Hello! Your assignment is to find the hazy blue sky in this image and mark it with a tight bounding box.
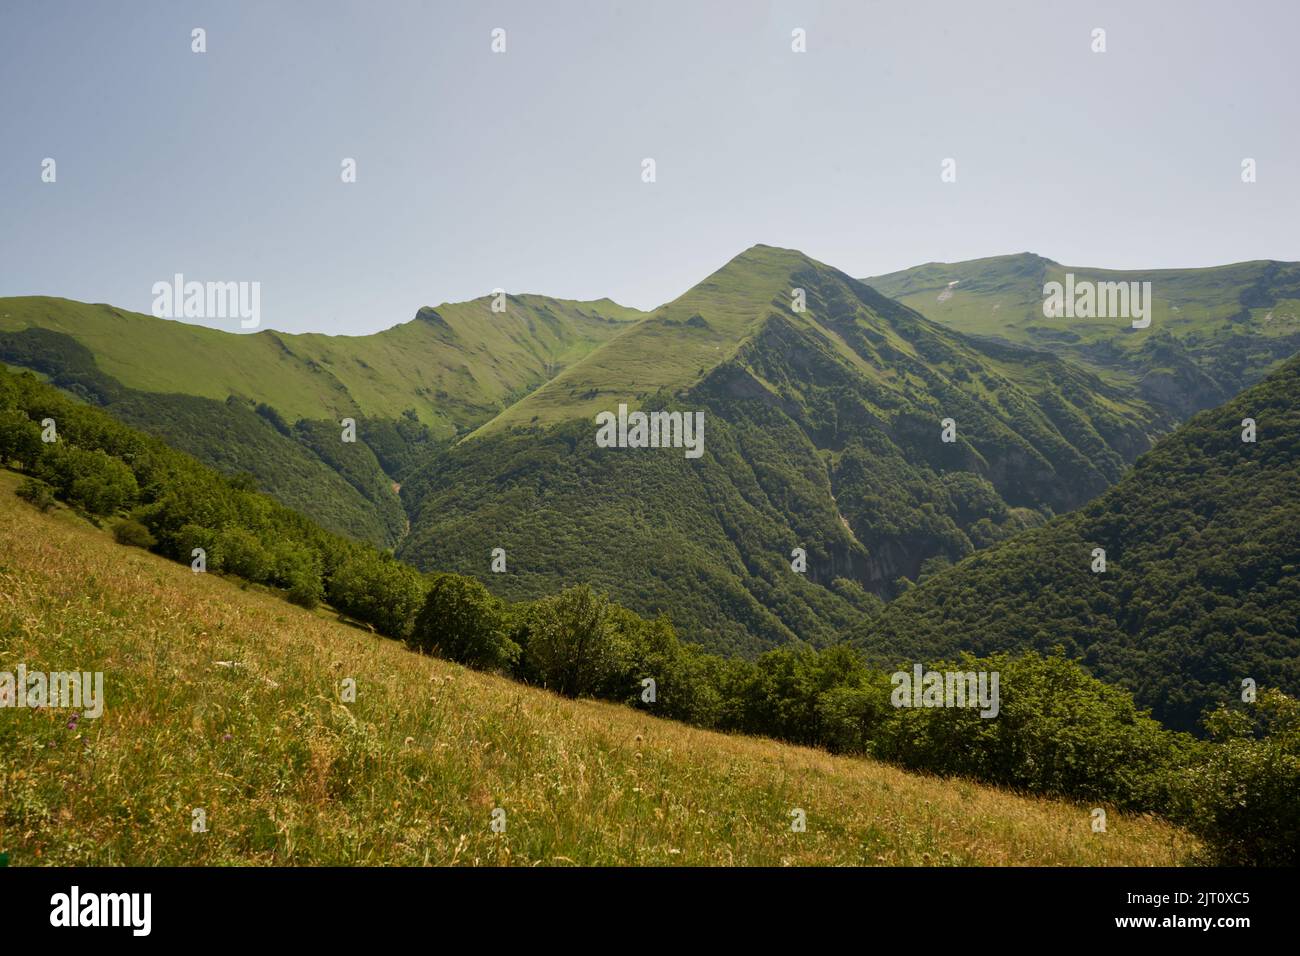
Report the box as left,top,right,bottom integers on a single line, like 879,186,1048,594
2,0,1296,333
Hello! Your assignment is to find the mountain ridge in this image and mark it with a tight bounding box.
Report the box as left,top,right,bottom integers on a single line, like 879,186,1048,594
865,253,1300,418
398,245,1168,654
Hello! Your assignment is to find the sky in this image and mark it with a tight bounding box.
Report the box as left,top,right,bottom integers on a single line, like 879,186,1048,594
2,0,1297,334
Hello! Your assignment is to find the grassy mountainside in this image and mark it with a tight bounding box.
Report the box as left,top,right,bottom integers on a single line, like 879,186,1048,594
862,353,1300,733
0,294,642,433
0,295,639,546
0,475,1195,866
400,246,1166,654
866,254,1300,417
0,334,415,547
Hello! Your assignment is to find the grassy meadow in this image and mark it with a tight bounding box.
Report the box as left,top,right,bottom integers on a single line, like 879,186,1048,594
0,472,1197,866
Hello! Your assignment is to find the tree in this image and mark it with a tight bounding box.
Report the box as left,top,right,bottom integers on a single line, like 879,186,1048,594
1179,689,1300,865
286,568,324,609
327,553,426,638
215,526,272,582
522,585,618,697
38,446,138,516
0,409,44,470
410,573,518,671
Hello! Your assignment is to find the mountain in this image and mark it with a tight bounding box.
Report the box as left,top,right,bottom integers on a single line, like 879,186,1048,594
398,245,1165,655
12,246,1286,662
0,294,642,431
4,356,1289,864
0,294,640,545
865,254,1300,418
860,352,1300,732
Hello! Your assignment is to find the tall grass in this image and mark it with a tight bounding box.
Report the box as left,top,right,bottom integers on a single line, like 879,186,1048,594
0,474,1196,866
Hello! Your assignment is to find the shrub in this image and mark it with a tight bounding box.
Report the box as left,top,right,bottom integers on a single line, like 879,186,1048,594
113,518,157,549
410,573,518,671
38,446,138,516
215,526,273,582
521,585,619,698
1176,689,1300,865
0,409,44,470
286,568,324,610
15,476,55,512
172,522,218,569
327,553,426,638
868,652,1184,809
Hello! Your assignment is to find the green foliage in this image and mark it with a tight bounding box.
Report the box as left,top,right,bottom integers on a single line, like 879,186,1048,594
400,246,1159,656
36,445,138,516
112,518,157,549
519,585,621,697
111,391,406,547
0,364,424,640
409,573,517,671
214,526,273,582
1175,689,1300,865
15,476,55,512
866,652,1185,810
868,353,1300,732
0,408,43,469
327,553,427,639
286,569,325,609
2,328,418,547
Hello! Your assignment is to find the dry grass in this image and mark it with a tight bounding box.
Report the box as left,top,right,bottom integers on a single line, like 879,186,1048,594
0,474,1197,866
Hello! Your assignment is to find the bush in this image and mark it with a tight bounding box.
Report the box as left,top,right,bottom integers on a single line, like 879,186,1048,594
521,585,619,698
113,518,157,549
15,476,55,512
286,569,324,610
0,409,44,470
1176,689,1300,865
170,522,218,569
215,526,273,582
410,573,518,671
327,553,426,638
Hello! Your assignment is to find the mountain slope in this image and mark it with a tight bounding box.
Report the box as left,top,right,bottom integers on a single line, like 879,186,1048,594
0,294,642,433
866,254,1300,417
0,294,640,545
861,353,1300,732
0,473,1195,866
400,245,1166,654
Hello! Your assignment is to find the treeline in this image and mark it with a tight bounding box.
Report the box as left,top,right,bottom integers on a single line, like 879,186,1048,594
0,365,426,628
2,363,1294,865
408,577,1298,865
